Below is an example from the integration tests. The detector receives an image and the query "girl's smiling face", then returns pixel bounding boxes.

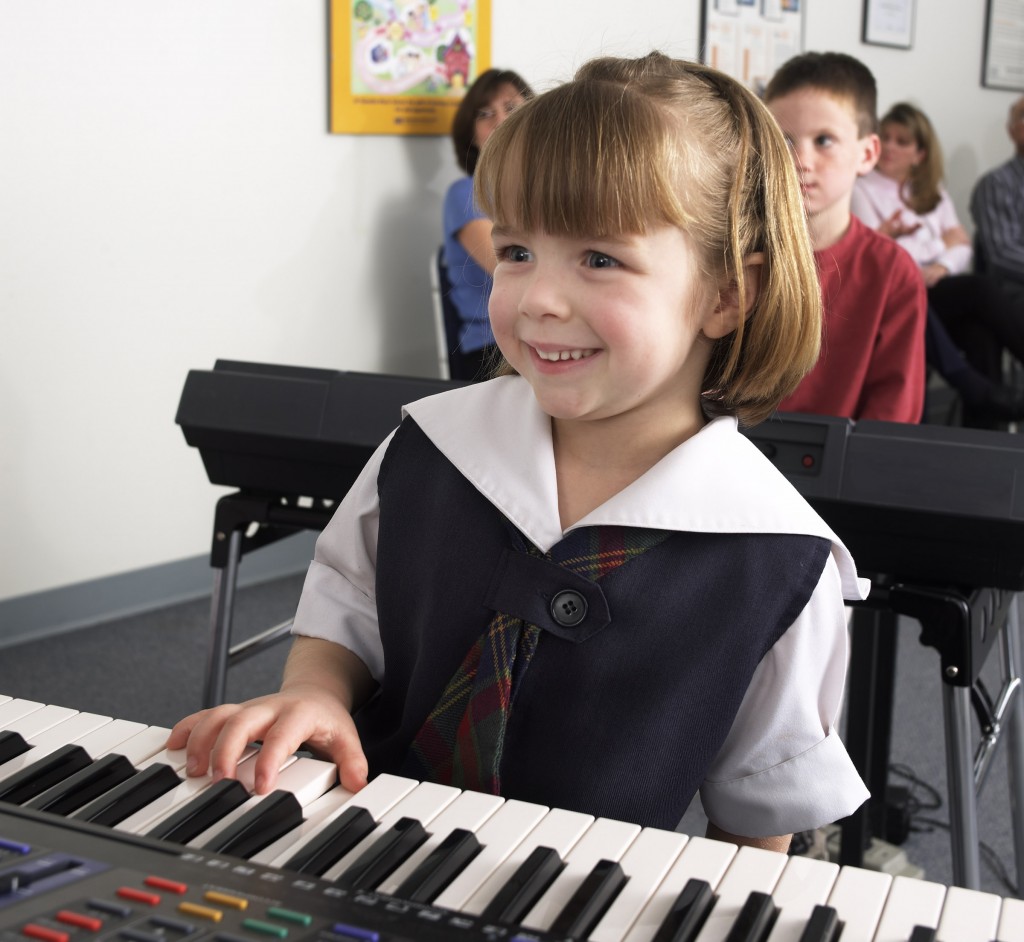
[488,224,737,437]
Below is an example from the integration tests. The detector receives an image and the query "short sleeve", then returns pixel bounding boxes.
[699,551,869,836]
[290,433,394,681]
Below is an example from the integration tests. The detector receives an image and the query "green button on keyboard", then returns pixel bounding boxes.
[266,908,312,927]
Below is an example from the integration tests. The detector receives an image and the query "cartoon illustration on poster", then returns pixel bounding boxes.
[331,0,491,135]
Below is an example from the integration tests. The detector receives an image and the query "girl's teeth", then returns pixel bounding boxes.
[537,348,594,361]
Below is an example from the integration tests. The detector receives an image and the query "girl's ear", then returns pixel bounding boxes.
[703,253,764,339]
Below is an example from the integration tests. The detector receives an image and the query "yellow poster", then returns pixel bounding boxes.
[330,0,491,136]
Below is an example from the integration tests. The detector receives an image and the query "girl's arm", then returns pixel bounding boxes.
[168,636,375,795]
[705,823,792,854]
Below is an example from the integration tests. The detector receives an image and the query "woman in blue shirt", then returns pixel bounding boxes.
[443,69,533,380]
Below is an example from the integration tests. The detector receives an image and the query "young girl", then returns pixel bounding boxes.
[171,52,869,853]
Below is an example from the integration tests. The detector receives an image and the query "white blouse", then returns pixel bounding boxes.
[852,169,972,275]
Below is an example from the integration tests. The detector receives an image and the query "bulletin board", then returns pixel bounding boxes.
[700,0,804,95]
[330,0,491,135]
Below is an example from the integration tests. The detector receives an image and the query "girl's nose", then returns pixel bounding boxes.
[518,266,569,319]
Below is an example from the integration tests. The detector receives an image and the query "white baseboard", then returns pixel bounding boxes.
[0,531,317,649]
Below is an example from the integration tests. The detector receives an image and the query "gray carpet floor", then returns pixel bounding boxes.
[0,573,1020,902]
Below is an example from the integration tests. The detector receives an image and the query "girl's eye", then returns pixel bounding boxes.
[815,134,834,148]
[586,251,620,269]
[500,245,532,263]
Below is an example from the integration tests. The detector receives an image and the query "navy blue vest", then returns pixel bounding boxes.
[357,418,831,830]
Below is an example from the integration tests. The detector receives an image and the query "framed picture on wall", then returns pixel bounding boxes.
[862,0,915,49]
[329,0,492,135]
[700,0,804,94]
[982,0,1024,91]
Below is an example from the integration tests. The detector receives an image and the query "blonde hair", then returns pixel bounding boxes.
[474,52,821,426]
[881,102,943,215]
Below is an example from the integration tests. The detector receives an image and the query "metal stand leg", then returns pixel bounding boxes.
[943,682,982,889]
[203,530,242,709]
[1003,597,1024,896]
[840,605,899,867]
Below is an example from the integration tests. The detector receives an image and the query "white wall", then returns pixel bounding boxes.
[0,0,1018,605]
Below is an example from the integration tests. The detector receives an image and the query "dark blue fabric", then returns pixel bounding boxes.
[360,418,831,830]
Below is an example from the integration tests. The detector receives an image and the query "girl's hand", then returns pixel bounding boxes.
[879,209,921,240]
[921,262,949,287]
[167,685,369,795]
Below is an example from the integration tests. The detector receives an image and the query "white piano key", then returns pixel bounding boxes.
[824,863,892,942]
[588,827,689,942]
[375,788,505,896]
[935,885,1002,941]
[0,699,46,727]
[111,726,173,766]
[764,855,840,942]
[0,713,112,781]
[522,816,641,931]
[871,874,946,942]
[432,798,551,911]
[0,703,77,740]
[997,896,1024,941]
[71,719,148,758]
[136,743,189,773]
[692,845,789,942]
[622,834,737,942]
[460,806,594,917]
[0,696,10,708]
[319,780,461,883]
[112,747,260,834]
[255,773,416,868]
[184,756,334,848]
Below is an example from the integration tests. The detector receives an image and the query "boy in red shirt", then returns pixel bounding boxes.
[765,53,926,423]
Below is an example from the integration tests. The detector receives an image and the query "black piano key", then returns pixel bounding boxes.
[796,904,841,942]
[907,927,937,942]
[333,816,429,892]
[202,791,304,858]
[23,754,138,816]
[71,764,182,827]
[0,745,94,805]
[0,731,31,766]
[280,806,377,875]
[146,779,251,844]
[652,878,716,942]
[392,827,482,903]
[548,857,628,939]
[478,845,565,926]
[722,891,778,942]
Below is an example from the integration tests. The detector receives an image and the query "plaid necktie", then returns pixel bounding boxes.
[402,525,670,793]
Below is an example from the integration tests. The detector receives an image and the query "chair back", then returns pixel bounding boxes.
[429,247,462,380]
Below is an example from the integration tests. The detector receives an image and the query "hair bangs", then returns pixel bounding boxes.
[477,81,686,237]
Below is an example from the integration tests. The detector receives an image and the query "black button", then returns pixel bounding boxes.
[550,590,587,627]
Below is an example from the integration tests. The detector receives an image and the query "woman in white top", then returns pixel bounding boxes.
[852,103,1024,423]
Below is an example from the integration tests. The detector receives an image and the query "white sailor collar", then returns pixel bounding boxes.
[403,376,867,600]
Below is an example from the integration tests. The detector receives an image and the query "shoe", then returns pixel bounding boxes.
[980,385,1024,421]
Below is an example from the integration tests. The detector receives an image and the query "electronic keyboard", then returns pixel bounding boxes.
[1,695,1022,941]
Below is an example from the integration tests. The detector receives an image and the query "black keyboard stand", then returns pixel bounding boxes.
[203,490,335,709]
[840,580,1024,892]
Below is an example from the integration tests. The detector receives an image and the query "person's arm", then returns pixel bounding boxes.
[168,637,374,795]
[705,823,791,853]
[971,172,1024,287]
[168,434,394,794]
[457,217,497,274]
[857,249,928,423]
[698,555,869,842]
